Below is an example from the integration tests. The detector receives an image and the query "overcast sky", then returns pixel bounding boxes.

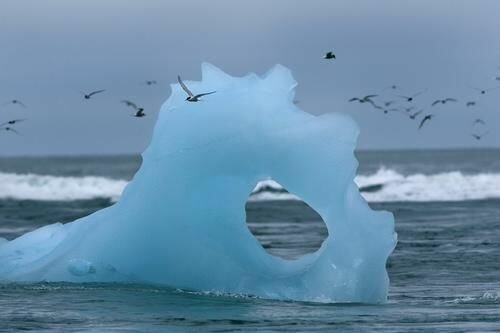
[1,0,499,156]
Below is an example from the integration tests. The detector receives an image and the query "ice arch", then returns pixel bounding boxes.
[0,63,396,303]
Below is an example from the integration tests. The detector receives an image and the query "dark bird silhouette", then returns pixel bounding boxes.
[1,126,21,135]
[323,51,336,60]
[418,114,433,129]
[132,109,146,118]
[121,100,145,117]
[145,80,157,86]
[0,119,27,127]
[466,101,476,107]
[4,99,26,108]
[474,87,499,95]
[177,75,216,102]
[431,98,457,106]
[472,131,489,140]
[472,118,486,126]
[81,90,105,100]
[397,90,426,102]
[349,95,378,106]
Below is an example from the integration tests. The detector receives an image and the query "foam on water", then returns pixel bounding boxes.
[2,169,500,203]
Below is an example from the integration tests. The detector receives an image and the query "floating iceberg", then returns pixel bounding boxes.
[0,63,396,303]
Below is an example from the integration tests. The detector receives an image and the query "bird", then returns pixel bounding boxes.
[471,131,488,140]
[1,126,21,135]
[0,119,27,127]
[177,75,216,102]
[466,101,476,107]
[431,98,457,106]
[418,114,433,129]
[121,100,145,117]
[132,109,146,118]
[323,51,336,60]
[145,80,157,86]
[349,95,377,105]
[4,99,26,108]
[472,118,486,126]
[397,90,426,102]
[409,109,424,120]
[81,89,105,100]
[474,87,499,95]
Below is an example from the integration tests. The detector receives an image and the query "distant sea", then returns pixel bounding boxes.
[1,149,499,332]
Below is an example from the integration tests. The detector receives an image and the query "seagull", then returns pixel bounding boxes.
[323,51,336,60]
[349,95,377,105]
[145,80,157,86]
[132,109,146,118]
[466,101,476,107]
[418,114,433,129]
[397,90,426,102]
[0,119,27,127]
[4,99,26,108]
[177,75,216,102]
[474,87,499,95]
[472,131,488,140]
[431,98,457,106]
[409,109,424,120]
[81,89,105,100]
[121,100,145,117]
[472,118,486,126]
[1,126,21,135]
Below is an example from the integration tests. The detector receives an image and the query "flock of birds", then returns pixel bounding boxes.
[1,51,499,142]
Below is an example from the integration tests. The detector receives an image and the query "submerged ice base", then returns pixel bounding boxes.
[0,64,396,303]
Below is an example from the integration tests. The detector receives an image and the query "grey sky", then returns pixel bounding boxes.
[1,0,499,156]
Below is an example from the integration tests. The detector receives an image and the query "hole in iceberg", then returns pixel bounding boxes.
[246,179,329,260]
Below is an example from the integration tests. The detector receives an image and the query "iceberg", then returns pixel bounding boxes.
[0,63,396,303]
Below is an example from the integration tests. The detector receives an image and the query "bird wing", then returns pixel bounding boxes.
[2,127,21,135]
[412,90,427,98]
[431,100,441,106]
[121,100,138,110]
[364,95,377,100]
[0,118,27,127]
[445,98,457,102]
[419,116,431,129]
[397,95,410,100]
[16,101,27,107]
[88,89,105,97]
[195,91,216,98]
[177,75,194,97]
[348,98,360,102]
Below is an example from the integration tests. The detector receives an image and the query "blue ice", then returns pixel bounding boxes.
[0,63,396,303]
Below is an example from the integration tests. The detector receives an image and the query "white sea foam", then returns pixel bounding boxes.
[1,168,500,202]
[0,172,127,201]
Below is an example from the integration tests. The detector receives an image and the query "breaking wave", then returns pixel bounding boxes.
[1,168,500,202]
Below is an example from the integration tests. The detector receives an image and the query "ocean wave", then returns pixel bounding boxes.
[0,172,127,201]
[1,168,500,202]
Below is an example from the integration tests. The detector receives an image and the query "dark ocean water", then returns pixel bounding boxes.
[0,149,499,332]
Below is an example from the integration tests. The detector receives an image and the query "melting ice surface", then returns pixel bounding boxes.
[0,64,396,303]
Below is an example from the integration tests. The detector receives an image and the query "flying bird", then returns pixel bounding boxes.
[397,90,426,102]
[177,75,216,102]
[472,131,489,140]
[81,89,105,100]
[431,98,457,106]
[474,87,499,95]
[349,95,377,105]
[466,101,476,107]
[418,114,433,129]
[1,126,21,135]
[472,118,486,126]
[145,80,157,86]
[121,100,145,117]
[0,119,27,127]
[323,51,336,60]
[4,99,26,108]
[132,109,146,118]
